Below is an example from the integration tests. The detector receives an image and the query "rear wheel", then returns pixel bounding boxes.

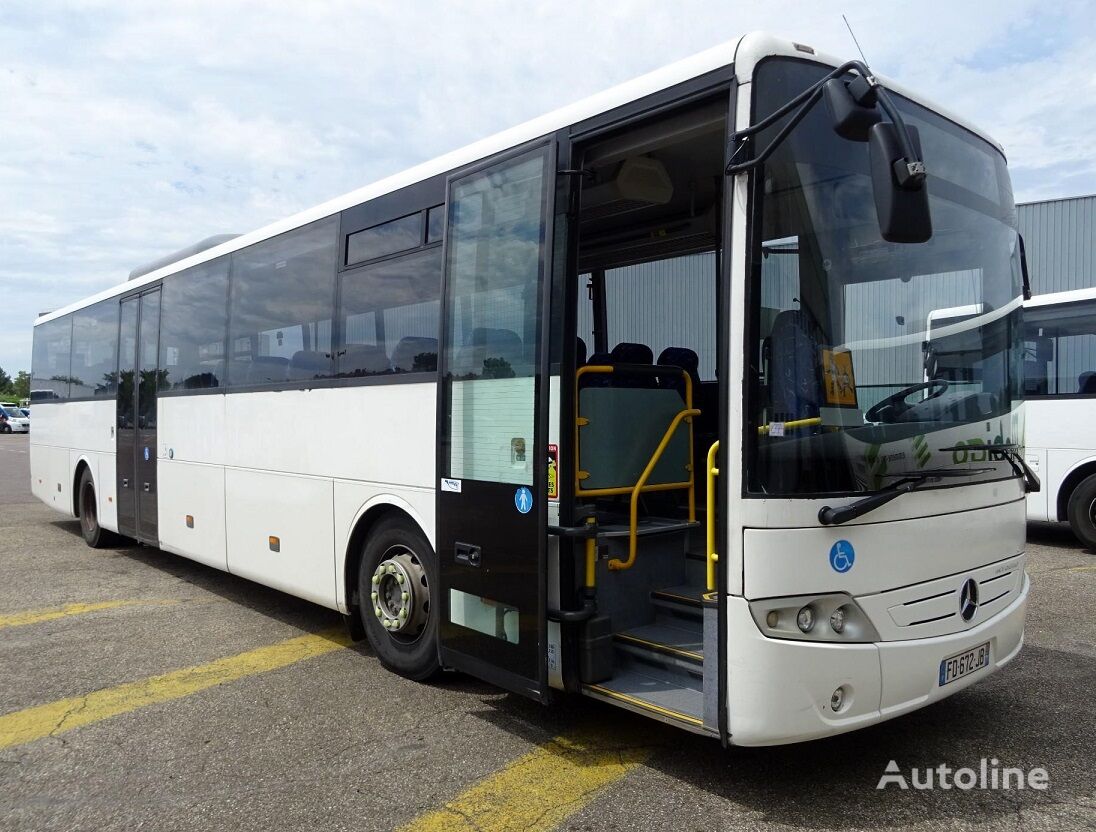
[0,423,10,434]
[356,516,440,681]
[1066,473,1096,551]
[78,468,118,549]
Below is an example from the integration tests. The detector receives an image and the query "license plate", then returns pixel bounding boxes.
[939,641,991,686]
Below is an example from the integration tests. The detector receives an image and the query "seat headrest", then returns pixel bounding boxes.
[340,344,390,376]
[610,342,653,365]
[287,350,332,380]
[246,355,289,384]
[391,337,438,373]
[657,347,699,374]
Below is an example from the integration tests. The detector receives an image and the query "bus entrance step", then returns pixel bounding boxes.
[583,655,706,733]
[650,584,706,617]
[594,518,700,539]
[614,618,703,675]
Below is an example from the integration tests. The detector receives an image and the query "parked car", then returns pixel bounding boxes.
[1,405,29,433]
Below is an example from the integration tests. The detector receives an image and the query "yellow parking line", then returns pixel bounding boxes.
[399,726,651,832]
[0,600,177,630]
[0,628,351,749]
[1068,565,1096,573]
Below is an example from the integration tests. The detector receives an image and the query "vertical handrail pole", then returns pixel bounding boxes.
[705,440,721,592]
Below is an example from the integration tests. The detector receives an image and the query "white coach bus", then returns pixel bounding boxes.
[30,33,1033,746]
[1022,287,1096,548]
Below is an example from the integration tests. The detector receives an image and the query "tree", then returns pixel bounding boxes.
[0,366,10,393]
[13,370,30,401]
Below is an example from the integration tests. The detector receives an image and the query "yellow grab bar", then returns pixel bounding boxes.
[757,416,822,435]
[608,407,701,573]
[705,440,720,592]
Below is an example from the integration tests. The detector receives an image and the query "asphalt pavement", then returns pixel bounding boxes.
[0,432,1093,831]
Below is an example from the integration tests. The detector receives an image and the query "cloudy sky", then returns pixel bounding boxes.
[2,0,1095,374]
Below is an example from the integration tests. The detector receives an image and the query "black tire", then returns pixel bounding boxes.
[0,424,10,434]
[356,516,440,681]
[1066,474,1096,551]
[77,468,119,549]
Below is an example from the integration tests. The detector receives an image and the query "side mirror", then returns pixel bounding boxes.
[868,122,932,243]
[823,77,881,141]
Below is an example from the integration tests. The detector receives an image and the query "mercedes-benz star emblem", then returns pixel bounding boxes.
[959,578,979,622]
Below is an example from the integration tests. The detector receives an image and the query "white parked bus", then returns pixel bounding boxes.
[1022,287,1096,548]
[30,33,1032,746]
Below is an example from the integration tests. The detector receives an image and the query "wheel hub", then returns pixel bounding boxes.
[371,550,428,637]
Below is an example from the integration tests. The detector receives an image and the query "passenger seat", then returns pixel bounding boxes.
[287,350,333,381]
[339,344,391,377]
[656,347,700,402]
[391,337,438,373]
[245,355,290,385]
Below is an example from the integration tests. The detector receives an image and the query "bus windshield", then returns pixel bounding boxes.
[747,58,1023,496]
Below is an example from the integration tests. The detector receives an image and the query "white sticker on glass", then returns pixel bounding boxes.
[440,478,462,493]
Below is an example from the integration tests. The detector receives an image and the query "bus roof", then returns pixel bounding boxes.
[36,31,1003,325]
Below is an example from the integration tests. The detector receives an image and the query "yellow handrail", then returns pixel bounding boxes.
[757,416,821,435]
[608,407,701,572]
[705,440,720,592]
[575,363,695,505]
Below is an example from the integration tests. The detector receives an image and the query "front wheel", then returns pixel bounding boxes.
[0,424,10,434]
[1066,474,1096,551]
[78,468,119,549]
[356,516,440,681]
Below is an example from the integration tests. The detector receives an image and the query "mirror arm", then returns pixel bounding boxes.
[725,58,927,185]
[733,59,863,142]
[726,83,826,175]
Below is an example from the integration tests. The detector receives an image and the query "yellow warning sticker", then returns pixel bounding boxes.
[822,349,857,407]
[547,444,559,499]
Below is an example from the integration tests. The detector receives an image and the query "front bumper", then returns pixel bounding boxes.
[726,573,1029,746]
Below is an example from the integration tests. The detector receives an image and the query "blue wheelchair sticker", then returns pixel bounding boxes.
[829,539,855,573]
[514,486,533,514]
[143,447,150,462]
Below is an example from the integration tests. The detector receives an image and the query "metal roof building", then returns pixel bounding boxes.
[1019,193,1096,296]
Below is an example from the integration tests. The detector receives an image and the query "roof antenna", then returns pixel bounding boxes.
[842,14,871,66]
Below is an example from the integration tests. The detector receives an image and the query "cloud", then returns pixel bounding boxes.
[1,0,1094,372]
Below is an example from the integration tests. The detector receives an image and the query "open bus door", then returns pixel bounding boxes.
[435,139,558,701]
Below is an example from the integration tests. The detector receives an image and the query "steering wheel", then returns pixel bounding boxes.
[865,379,949,423]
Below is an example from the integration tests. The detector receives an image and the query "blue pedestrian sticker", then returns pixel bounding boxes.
[514,486,533,514]
[829,539,855,573]
[143,447,150,462]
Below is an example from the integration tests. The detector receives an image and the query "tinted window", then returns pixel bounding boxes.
[31,316,72,401]
[426,205,445,244]
[160,259,229,390]
[228,218,337,386]
[338,247,442,376]
[71,300,119,398]
[346,213,421,265]
[1023,300,1096,396]
[138,291,161,429]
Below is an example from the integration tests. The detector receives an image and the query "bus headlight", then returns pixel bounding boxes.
[796,606,815,632]
[829,606,847,634]
[749,594,879,643]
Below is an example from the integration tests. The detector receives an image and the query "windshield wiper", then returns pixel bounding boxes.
[818,468,993,526]
[937,443,1041,494]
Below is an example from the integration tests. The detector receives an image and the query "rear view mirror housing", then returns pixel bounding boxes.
[868,122,932,243]
[823,77,882,141]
